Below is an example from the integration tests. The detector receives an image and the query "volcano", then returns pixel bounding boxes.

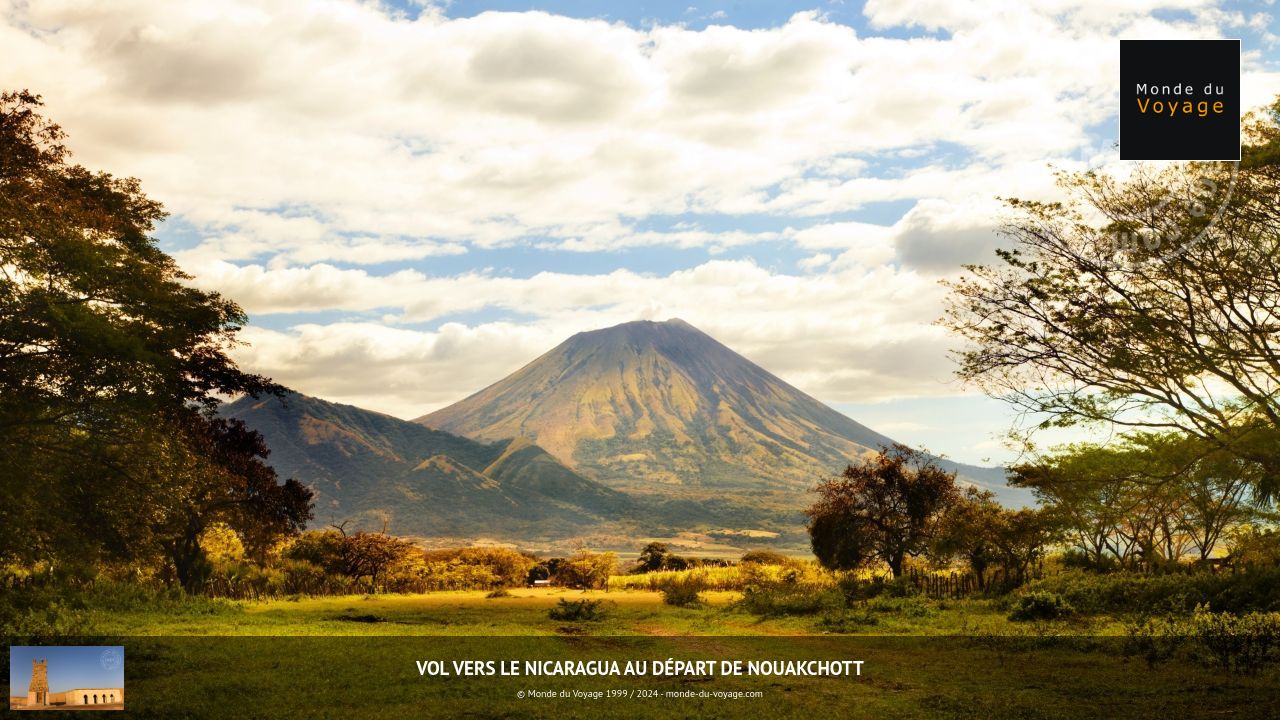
[416,319,1021,508]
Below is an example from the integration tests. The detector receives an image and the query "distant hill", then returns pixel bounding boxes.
[417,318,1028,507]
[222,393,633,539]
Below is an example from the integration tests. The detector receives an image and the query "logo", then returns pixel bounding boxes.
[100,648,121,671]
[1120,39,1241,160]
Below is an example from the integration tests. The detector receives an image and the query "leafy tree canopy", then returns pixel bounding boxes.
[0,91,311,581]
[806,444,959,578]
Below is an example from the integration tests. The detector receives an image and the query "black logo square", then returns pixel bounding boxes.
[1120,39,1240,161]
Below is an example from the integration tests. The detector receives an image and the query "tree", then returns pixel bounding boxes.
[1011,433,1263,569]
[990,508,1054,586]
[932,488,1004,589]
[0,90,312,575]
[157,416,313,589]
[806,445,959,577]
[339,530,411,589]
[557,551,617,589]
[933,487,1054,588]
[1013,442,1160,569]
[635,542,674,573]
[1158,435,1261,561]
[942,100,1280,500]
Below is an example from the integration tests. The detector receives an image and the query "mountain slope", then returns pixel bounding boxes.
[417,319,1026,507]
[223,392,633,538]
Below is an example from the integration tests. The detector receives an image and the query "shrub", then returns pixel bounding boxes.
[485,588,511,599]
[1009,591,1074,621]
[557,552,617,590]
[737,584,843,616]
[867,595,934,618]
[1228,526,1280,568]
[1189,605,1280,675]
[1124,607,1280,675]
[740,550,793,566]
[548,599,608,622]
[1020,568,1280,615]
[818,608,879,632]
[882,575,922,598]
[658,573,708,607]
[1123,614,1187,668]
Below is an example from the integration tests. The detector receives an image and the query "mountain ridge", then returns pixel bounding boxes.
[222,392,634,539]
[417,318,1025,506]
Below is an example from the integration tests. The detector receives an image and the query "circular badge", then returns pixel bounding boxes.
[100,648,121,671]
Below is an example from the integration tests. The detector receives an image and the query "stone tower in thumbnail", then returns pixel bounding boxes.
[28,658,49,706]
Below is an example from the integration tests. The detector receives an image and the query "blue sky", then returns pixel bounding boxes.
[9,646,124,694]
[5,0,1280,464]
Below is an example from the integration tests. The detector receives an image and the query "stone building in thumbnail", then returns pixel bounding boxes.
[21,658,124,709]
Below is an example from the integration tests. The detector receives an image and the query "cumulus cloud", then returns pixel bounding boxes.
[212,257,950,417]
[4,0,1277,421]
[7,1,1270,257]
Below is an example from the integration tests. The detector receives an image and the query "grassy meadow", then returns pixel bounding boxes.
[10,585,1274,720]
[80,586,1114,637]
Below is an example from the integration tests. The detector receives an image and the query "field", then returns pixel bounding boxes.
[82,587,1111,637]
[18,586,1273,719]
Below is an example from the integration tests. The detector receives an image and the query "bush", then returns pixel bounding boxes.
[818,608,879,632]
[882,575,922,598]
[1009,591,1074,621]
[485,588,511,599]
[1123,614,1188,668]
[548,599,608,622]
[740,550,793,566]
[1123,606,1280,675]
[658,573,708,607]
[867,595,934,618]
[557,552,617,590]
[738,584,843,616]
[1017,567,1280,616]
[1189,605,1280,675]
[1228,526,1280,568]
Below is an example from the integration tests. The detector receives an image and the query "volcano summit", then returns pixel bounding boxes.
[417,319,1018,510]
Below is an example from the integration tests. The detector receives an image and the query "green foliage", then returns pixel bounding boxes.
[485,588,512,599]
[818,607,879,632]
[657,573,708,607]
[199,523,246,565]
[1123,613,1187,668]
[1011,434,1262,572]
[555,551,617,590]
[1021,568,1280,615]
[867,594,935,618]
[943,122,1280,498]
[635,542,674,572]
[739,550,793,566]
[1188,605,1280,674]
[1008,591,1074,622]
[0,91,312,581]
[547,598,608,622]
[1229,526,1280,567]
[1124,606,1280,675]
[735,562,843,616]
[278,535,538,595]
[880,575,923,598]
[738,584,844,617]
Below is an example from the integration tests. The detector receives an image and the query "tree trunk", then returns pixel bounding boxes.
[169,518,207,592]
[888,552,905,578]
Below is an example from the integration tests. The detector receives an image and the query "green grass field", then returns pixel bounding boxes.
[10,588,1279,719]
[82,587,1120,637]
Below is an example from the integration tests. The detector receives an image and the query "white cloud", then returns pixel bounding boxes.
[212,257,952,417]
[5,1,1271,260]
[5,0,1278,424]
